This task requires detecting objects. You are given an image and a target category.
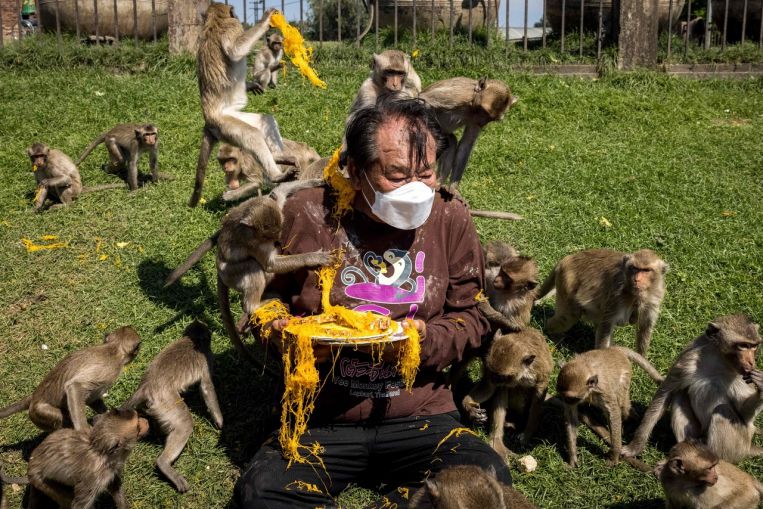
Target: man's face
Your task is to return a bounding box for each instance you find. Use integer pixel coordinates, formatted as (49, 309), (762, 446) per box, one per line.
(350, 117), (437, 220)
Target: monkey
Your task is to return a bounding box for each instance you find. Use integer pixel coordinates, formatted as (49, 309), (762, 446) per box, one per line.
(461, 328), (553, 458)
(536, 248), (668, 356)
(420, 77), (517, 193)
(479, 240), (539, 332)
(246, 33), (284, 94)
(0, 326), (141, 432)
(26, 143), (83, 210)
(655, 440), (763, 509)
(299, 156), (331, 180)
(190, 4), (300, 208)
(555, 346), (664, 468)
(680, 16), (706, 46)
(623, 314), (763, 464)
(76, 123), (159, 191)
(408, 465), (537, 509)
(218, 138), (321, 202)
(164, 179), (333, 366)
(121, 321), (222, 493)
(26, 408), (149, 509)
(348, 50), (421, 117)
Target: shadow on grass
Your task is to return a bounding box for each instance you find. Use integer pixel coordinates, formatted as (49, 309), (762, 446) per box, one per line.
(137, 258), (219, 334)
(607, 499), (664, 509)
(531, 303), (598, 354)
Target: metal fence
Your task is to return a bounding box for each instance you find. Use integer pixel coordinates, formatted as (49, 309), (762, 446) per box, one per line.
(2, 0), (762, 60)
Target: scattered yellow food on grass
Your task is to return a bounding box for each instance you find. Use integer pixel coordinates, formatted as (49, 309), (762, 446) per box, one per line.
(21, 236), (68, 252)
(411, 49), (420, 58)
(599, 216), (612, 228)
(721, 210), (737, 217)
(116, 242), (129, 248)
(270, 12), (326, 89)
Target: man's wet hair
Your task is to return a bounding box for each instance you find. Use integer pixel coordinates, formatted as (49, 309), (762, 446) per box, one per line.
(344, 94), (446, 175)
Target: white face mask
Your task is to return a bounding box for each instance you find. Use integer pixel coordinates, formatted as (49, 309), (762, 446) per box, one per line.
(362, 173), (435, 230)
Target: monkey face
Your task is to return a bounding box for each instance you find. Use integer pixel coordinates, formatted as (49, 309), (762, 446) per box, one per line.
(485, 340), (537, 388)
(383, 70), (406, 92)
(556, 367), (598, 404)
(29, 153), (47, 169)
(137, 128), (158, 146)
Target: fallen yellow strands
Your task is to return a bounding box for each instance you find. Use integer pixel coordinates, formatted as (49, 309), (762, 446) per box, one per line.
(433, 427), (478, 453)
(322, 148), (355, 219)
(21, 237), (68, 252)
(269, 12), (327, 89)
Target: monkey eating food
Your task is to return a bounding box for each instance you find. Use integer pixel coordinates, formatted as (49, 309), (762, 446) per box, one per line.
(26, 408), (148, 509)
(26, 143), (83, 210)
(122, 321), (222, 493)
(0, 326), (141, 432)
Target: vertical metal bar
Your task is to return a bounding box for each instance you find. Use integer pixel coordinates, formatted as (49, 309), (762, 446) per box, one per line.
(282, 0), (285, 14)
(243, 0), (247, 25)
(523, 0), (528, 50)
(113, 0), (119, 43)
(579, 0), (584, 57)
(375, 0), (379, 50)
(320, 0), (324, 46)
(561, 0), (565, 52)
(300, 0), (303, 29)
(683, 0), (690, 58)
(741, 0), (747, 44)
(505, 0), (509, 52)
(760, 1), (763, 49)
(34, 0), (42, 36)
(413, 0), (416, 46)
(133, 0), (138, 43)
(17, 0), (22, 39)
(55, 0), (62, 44)
(0, 4), (3, 47)
(356, 0), (360, 46)
(94, 0), (100, 45)
(338, 0), (341, 41)
(152, 0), (157, 42)
(449, 0), (453, 47)
(666, 0), (672, 60)
(542, 0), (546, 47)
(467, 0), (472, 43)
(704, 0), (711, 49)
(485, 0), (490, 47)
(431, 0), (434, 39)
(722, 0), (728, 50)
(394, 0), (398, 45)
(597, 0), (603, 59)
(75, 0), (81, 41)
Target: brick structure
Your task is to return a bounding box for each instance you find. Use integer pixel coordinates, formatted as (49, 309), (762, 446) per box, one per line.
(1, 0), (21, 43)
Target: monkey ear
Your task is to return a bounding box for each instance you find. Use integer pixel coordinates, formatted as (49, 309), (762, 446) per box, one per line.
(485, 464), (498, 479)
(240, 213), (255, 227)
(622, 254), (633, 267)
(668, 457), (684, 475)
(134, 129), (143, 139)
(372, 54), (381, 70)
(475, 77), (488, 92)
(527, 280), (539, 290)
(586, 375), (598, 388)
(26, 146), (34, 156)
(706, 322), (721, 337)
(425, 479), (440, 501)
(660, 261), (670, 274)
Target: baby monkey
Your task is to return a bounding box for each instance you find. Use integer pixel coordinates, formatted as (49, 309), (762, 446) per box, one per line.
(122, 321), (222, 493)
(481, 241), (539, 332)
(27, 408), (148, 509)
(462, 328), (553, 458)
(537, 248), (668, 356)
(556, 346), (664, 467)
(27, 143), (82, 210)
(77, 123), (159, 191)
(0, 326), (141, 432)
(409, 465), (537, 509)
(656, 440), (763, 509)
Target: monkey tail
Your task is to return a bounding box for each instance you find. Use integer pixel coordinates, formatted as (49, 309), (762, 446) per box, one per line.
(75, 135), (107, 165)
(0, 467), (28, 485)
(621, 348), (665, 383)
(469, 210), (524, 221)
(754, 479), (763, 497)
(163, 232), (220, 288)
(81, 183), (126, 193)
(535, 267), (557, 301)
(0, 396), (31, 419)
(120, 389), (145, 411)
(357, 1), (375, 41)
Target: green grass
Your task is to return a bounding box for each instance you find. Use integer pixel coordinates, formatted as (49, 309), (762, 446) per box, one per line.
(1, 41), (762, 509)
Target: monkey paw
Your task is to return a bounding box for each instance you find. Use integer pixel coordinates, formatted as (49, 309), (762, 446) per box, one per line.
(173, 475), (190, 493)
(467, 405), (488, 424)
(620, 444), (640, 458)
(743, 369), (763, 392)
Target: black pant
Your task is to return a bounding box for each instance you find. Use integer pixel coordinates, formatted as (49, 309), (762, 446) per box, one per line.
(236, 412), (511, 509)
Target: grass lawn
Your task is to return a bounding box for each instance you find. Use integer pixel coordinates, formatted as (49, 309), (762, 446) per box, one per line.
(0, 46), (762, 508)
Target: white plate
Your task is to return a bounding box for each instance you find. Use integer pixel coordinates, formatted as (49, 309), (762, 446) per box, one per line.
(311, 321), (405, 345)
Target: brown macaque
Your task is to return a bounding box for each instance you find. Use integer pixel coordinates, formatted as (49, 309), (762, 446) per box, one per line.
(556, 346), (664, 468)
(76, 123), (159, 191)
(480, 241), (538, 332)
(26, 143), (83, 210)
(462, 328), (552, 458)
(656, 440), (763, 509)
(191, 4), (298, 207)
(408, 465), (537, 509)
(0, 327), (141, 432)
(121, 321), (222, 493)
(247, 33), (284, 94)
(348, 50), (422, 118)
(680, 17), (706, 45)
(165, 179), (333, 366)
(299, 156), (330, 180)
(623, 315), (763, 464)
(537, 248), (668, 356)
(218, 139), (320, 202)
(420, 77), (517, 192)
(26, 408), (148, 509)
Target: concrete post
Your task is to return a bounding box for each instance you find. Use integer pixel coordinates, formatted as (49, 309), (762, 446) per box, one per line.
(168, 0), (207, 55)
(618, 0), (659, 69)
